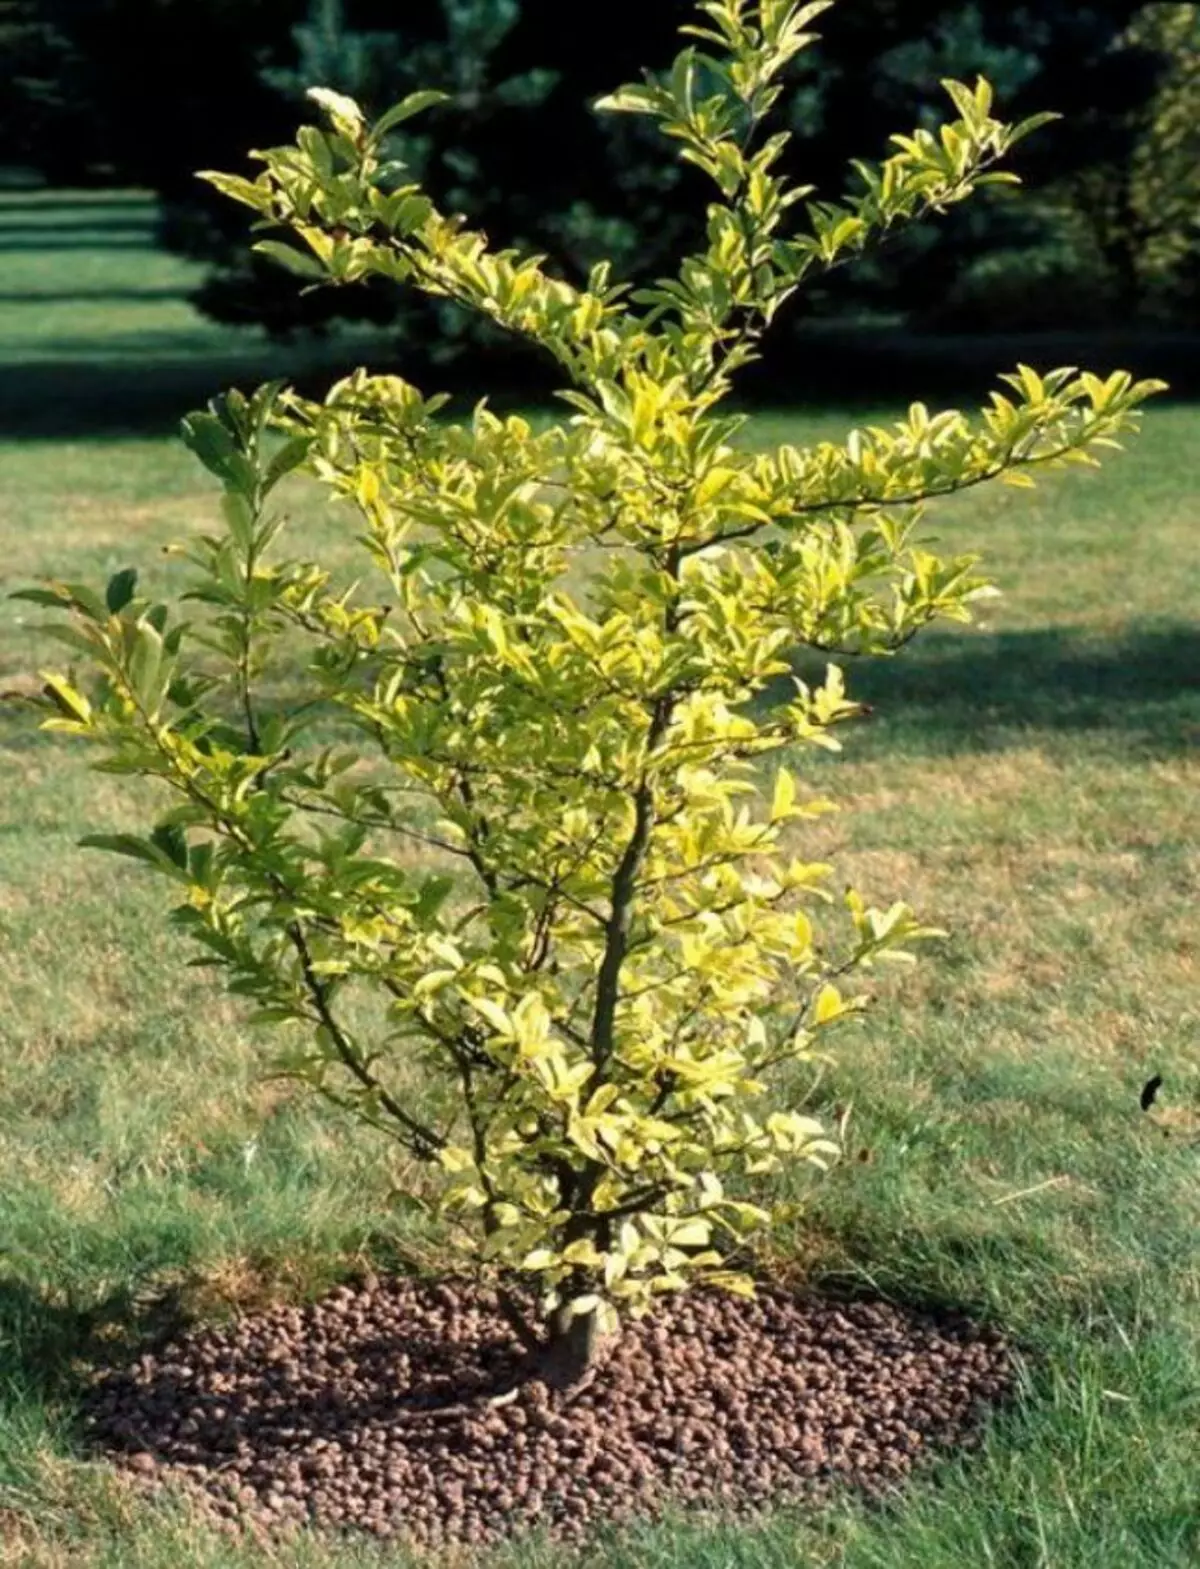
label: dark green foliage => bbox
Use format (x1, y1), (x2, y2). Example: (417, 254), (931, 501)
(1, 0), (1179, 367)
(1, 1), (306, 193)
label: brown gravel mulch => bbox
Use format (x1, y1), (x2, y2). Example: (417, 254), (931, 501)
(79, 1274), (1015, 1553)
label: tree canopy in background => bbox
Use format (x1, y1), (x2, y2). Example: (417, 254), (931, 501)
(0, 0), (304, 190)
(1055, 3), (1200, 321)
(2, 0), (1196, 382)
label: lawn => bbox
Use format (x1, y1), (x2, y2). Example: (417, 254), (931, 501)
(1, 193), (1198, 1568)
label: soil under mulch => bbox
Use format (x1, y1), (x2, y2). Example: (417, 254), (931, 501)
(79, 1274), (1016, 1552)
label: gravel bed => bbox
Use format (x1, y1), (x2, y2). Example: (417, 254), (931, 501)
(80, 1273), (1014, 1552)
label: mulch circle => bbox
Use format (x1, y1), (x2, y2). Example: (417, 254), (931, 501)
(79, 1273), (1015, 1552)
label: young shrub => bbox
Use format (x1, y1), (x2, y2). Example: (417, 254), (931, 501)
(16, 0), (1163, 1389)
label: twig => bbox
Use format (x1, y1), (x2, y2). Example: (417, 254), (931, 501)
(990, 1174), (1071, 1207)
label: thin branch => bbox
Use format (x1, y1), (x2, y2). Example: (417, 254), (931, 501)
(587, 1182), (672, 1225)
(287, 922), (446, 1159)
(677, 434), (1105, 558)
(274, 790), (475, 860)
(634, 824), (780, 893)
(744, 953), (867, 1077)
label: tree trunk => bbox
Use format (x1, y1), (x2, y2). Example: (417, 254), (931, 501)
(532, 1302), (613, 1392)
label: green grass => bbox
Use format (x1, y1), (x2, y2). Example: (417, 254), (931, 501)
(2, 194), (1199, 1568)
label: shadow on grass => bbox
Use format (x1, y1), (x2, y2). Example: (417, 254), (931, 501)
(0, 1234), (432, 1422)
(0, 352), (549, 440)
(11, 333), (247, 359)
(3, 613), (1196, 746)
(0, 1247), (1010, 1435)
(0, 235), (158, 253)
(0, 1274), (195, 1408)
(742, 324), (1200, 408)
(773, 622), (1200, 757)
(0, 194), (154, 212)
(0, 288), (187, 305)
(6, 626), (1193, 768)
(0, 355), (330, 441)
(0, 208), (156, 236)
(0, 324), (1197, 439)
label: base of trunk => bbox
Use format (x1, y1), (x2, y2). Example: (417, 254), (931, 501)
(530, 1305), (614, 1393)
(418, 1305), (616, 1420)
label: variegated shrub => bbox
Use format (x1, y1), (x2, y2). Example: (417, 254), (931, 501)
(17, 0), (1162, 1384)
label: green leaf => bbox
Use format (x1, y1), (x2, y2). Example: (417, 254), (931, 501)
(1006, 109), (1062, 151)
(251, 240), (327, 280)
(180, 412), (243, 485)
(412, 874), (455, 925)
(150, 823), (189, 870)
(222, 491), (256, 551)
(263, 435), (313, 493)
(669, 48), (697, 116)
(105, 567), (138, 614)
(468, 996), (513, 1036)
(669, 1217), (712, 1249)
(38, 624), (102, 658)
(127, 620), (164, 707)
(594, 84), (663, 117)
(10, 585), (73, 608)
(813, 983), (845, 1024)
(80, 833), (188, 879)
(59, 582), (109, 621)
(196, 170), (272, 213)
(770, 768), (796, 820)
(245, 1007), (303, 1026)
(372, 90), (452, 141)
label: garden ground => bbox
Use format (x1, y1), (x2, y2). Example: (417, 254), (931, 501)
(0, 189), (1198, 1568)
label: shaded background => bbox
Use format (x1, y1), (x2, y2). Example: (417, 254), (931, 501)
(2, 0), (1199, 421)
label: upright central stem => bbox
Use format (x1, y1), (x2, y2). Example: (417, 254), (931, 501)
(589, 542), (682, 1072)
(588, 726), (665, 1072)
(547, 530), (683, 1387)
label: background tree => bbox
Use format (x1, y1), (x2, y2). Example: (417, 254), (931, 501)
(1, 0), (1177, 359)
(191, 0), (591, 366)
(192, 0), (1160, 373)
(1, 0), (305, 192)
(808, 1), (1153, 328)
(1049, 3), (1200, 322)
(0, 0), (77, 181)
